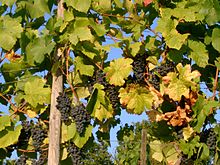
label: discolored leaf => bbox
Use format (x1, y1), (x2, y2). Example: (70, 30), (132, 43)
(61, 123), (76, 143)
(105, 58), (133, 86)
(119, 84), (154, 114)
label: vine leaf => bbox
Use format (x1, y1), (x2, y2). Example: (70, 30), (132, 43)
(65, 0), (91, 13)
(119, 84), (154, 114)
(18, 0), (50, 18)
(26, 37), (55, 65)
(105, 58), (133, 86)
(73, 125), (93, 148)
(162, 64), (201, 101)
(87, 84), (114, 121)
(61, 123), (76, 143)
(0, 16), (23, 50)
(183, 126), (194, 141)
(74, 56), (94, 76)
(0, 116), (11, 131)
(0, 125), (22, 148)
(212, 28), (220, 52)
(23, 78), (51, 107)
(188, 40), (208, 68)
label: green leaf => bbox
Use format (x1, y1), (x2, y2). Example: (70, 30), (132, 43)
(0, 116), (11, 131)
(212, 28), (220, 52)
(23, 77), (51, 107)
(0, 16), (23, 50)
(105, 58), (133, 86)
(73, 125), (93, 148)
(119, 84), (154, 114)
(61, 123), (77, 143)
(74, 56), (94, 76)
(200, 143), (209, 160)
(0, 125), (22, 148)
(19, 0), (50, 18)
(0, 0), (15, 6)
(26, 36), (55, 65)
(65, 0), (91, 13)
(165, 30), (188, 50)
(1, 61), (26, 82)
(188, 40), (208, 68)
(87, 84), (114, 121)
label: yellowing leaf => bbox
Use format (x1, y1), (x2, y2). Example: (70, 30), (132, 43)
(61, 123), (76, 143)
(26, 110), (37, 118)
(183, 126), (194, 141)
(119, 84), (154, 114)
(164, 79), (189, 101)
(152, 152), (163, 162)
(105, 58), (133, 86)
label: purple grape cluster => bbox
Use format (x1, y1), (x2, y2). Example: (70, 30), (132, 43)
(70, 104), (91, 135)
(132, 54), (148, 84)
(67, 142), (83, 165)
(31, 123), (47, 151)
(56, 93), (72, 125)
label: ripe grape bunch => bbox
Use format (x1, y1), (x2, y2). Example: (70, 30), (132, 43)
(149, 60), (174, 91)
(200, 128), (217, 151)
(67, 142), (83, 165)
(56, 93), (72, 125)
(70, 104), (91, 134)
(132, 54), (148, 84)
(31, 123), (47, 151)
(56, 93), (91, 134)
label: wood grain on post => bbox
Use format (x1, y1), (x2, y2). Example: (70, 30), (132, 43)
(140, 127), (147, 165)
(48, 0), (64, 164)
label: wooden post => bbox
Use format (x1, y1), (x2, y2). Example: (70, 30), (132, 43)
(48, 0), (64, 164)
(140, 127), (147, 165)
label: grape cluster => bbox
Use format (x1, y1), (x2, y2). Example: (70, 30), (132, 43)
(56, 93), (72, 125)
(31, 123), (47, 151)
(70, 104), (91, 135)
(132, 54), (148, 84)
(67, 142), (83, 165)
(200, 128), (217, 151)
(16, 154), (28, 165)
(148, 60), (174, 91)
(105, 84), (120, 111)
(180, 154), (194, 165)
